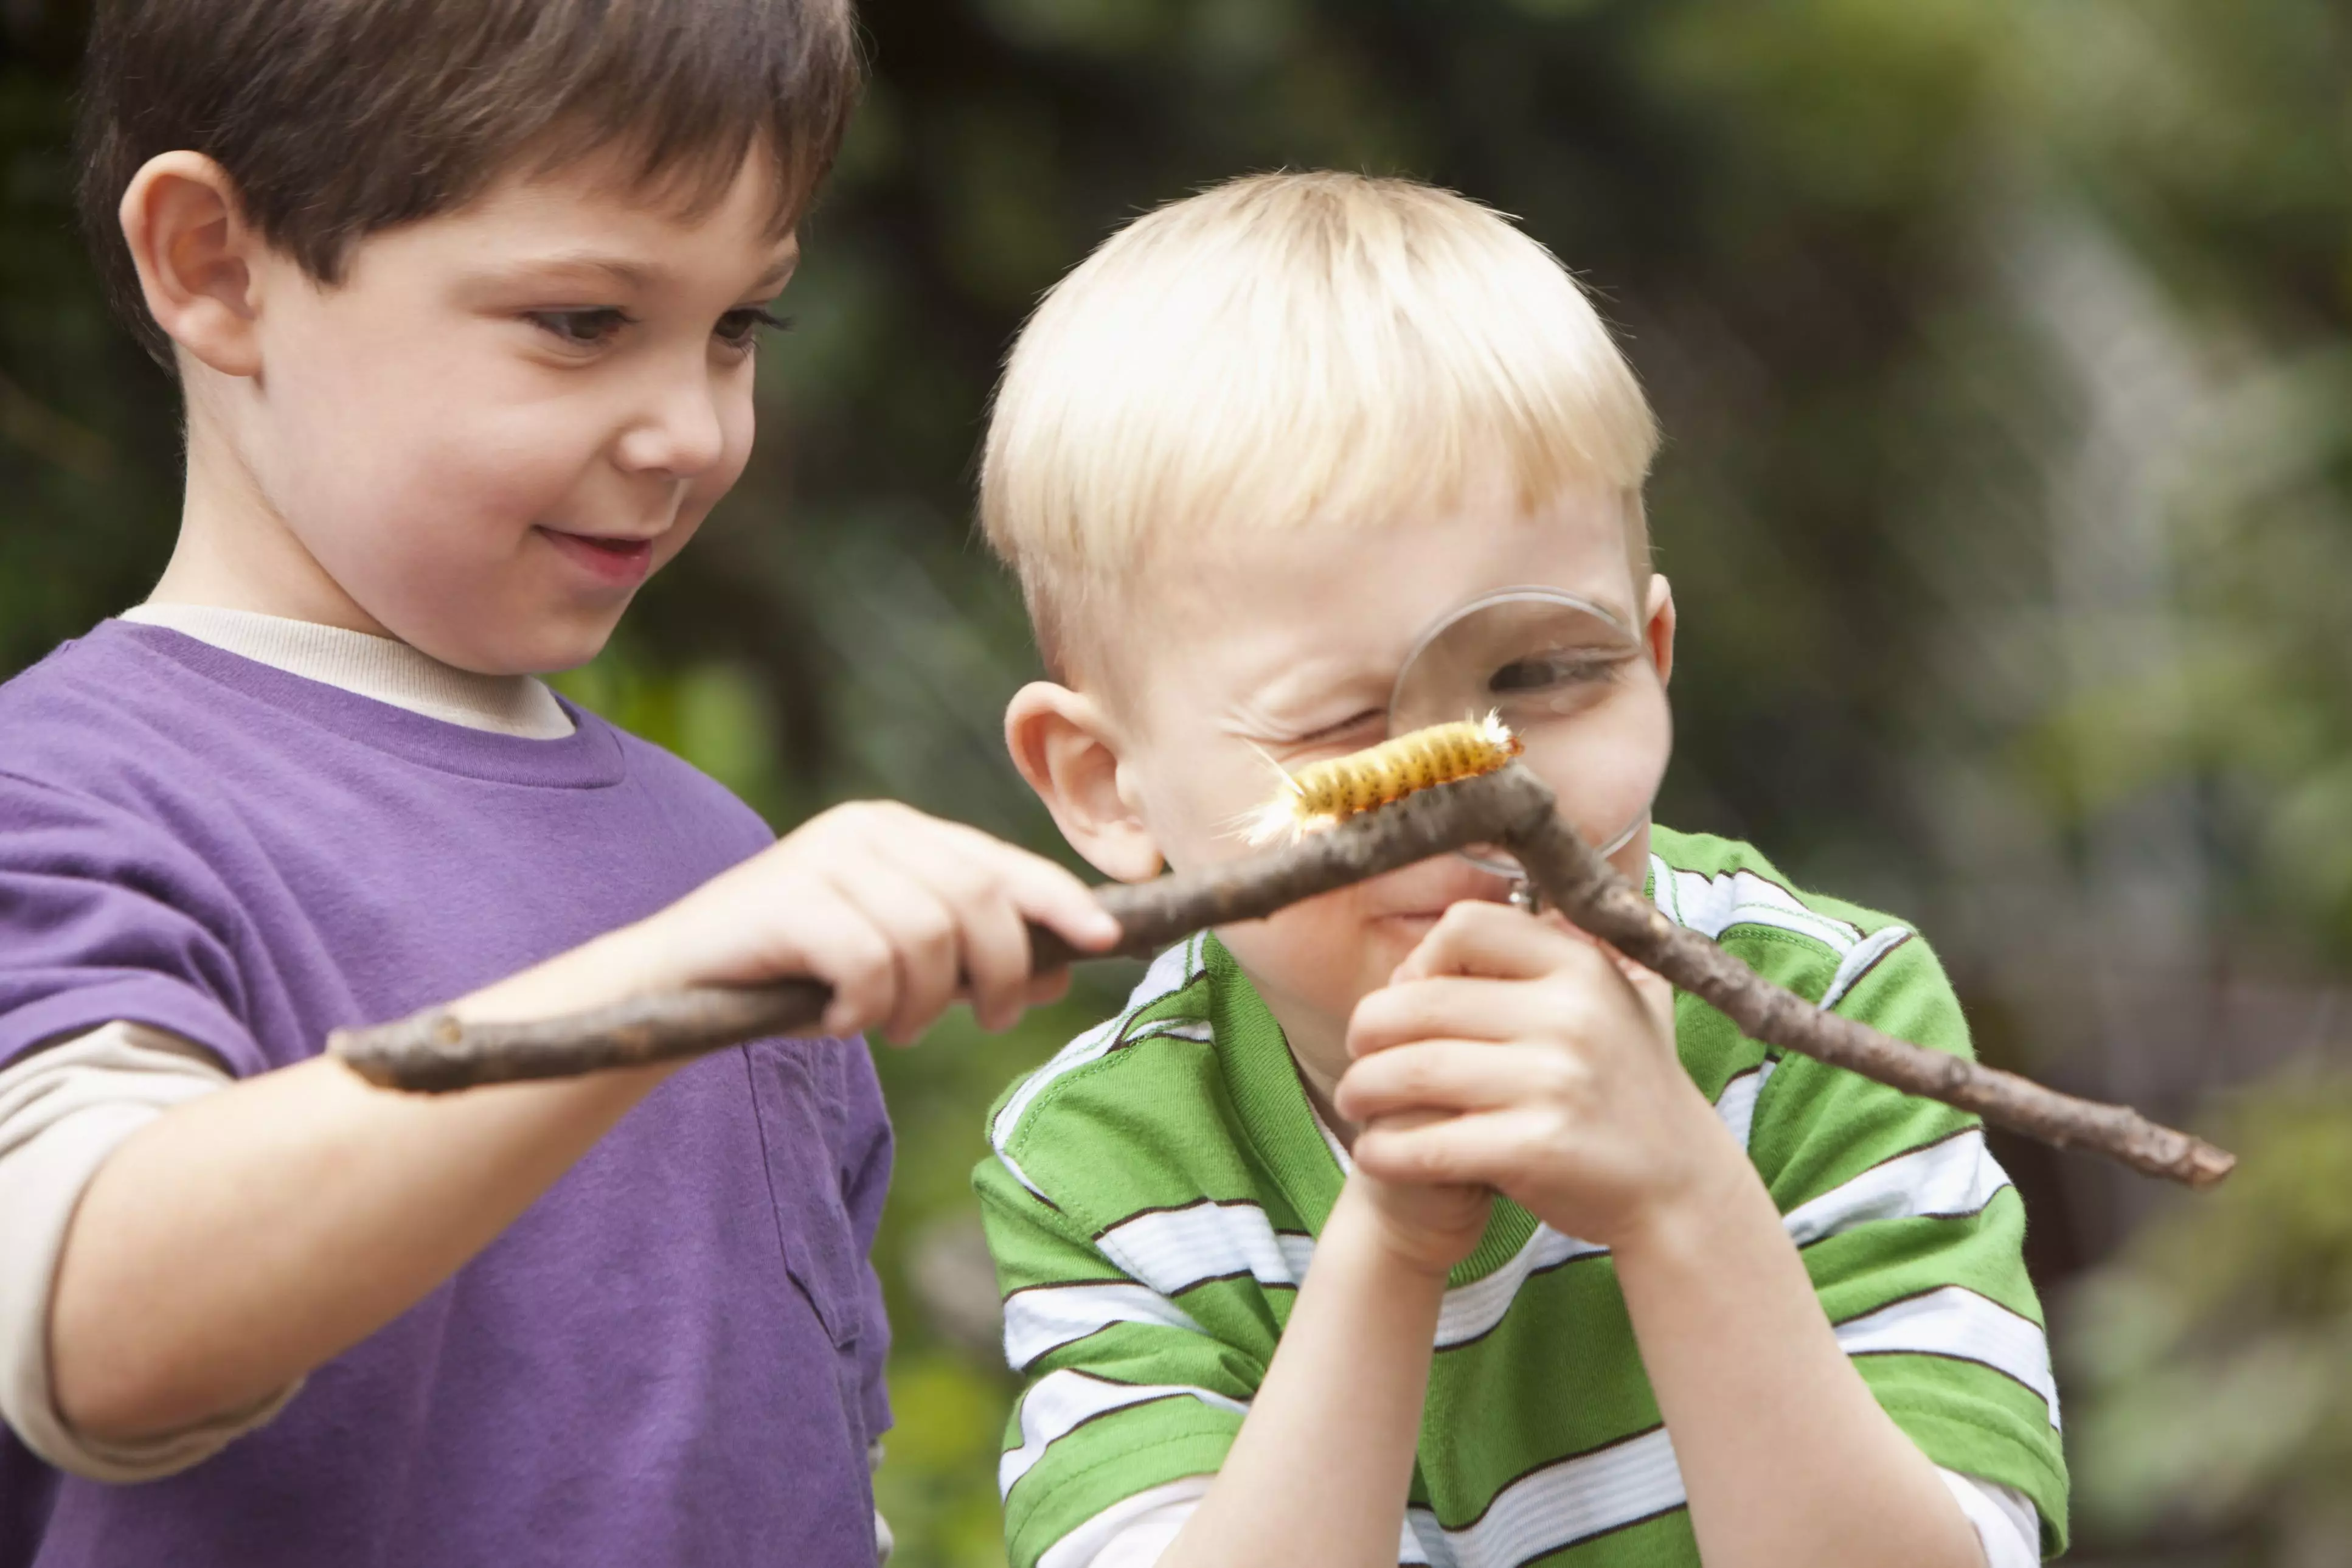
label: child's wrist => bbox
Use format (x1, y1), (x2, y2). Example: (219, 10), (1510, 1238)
(582, 920), (698, 999)
(1604, 1143), (1778, 1283)
(1328, 1177), (1468, 1285)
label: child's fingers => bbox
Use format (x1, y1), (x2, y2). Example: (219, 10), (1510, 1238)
(1334, 1040), (1555, 1123)
(1022, 967), (1074, 1008)
(784, 887), (903, 1038)
(931, 819), (1122, 953)
(1351, 1106), (1551, 1190)
(1531, 913), (1671, 1025)
(1362, 1105), (1453, 1136)
(825, 861), (962, 1044)
(869, 834), (1035, 1032)
(1348, 970), (1612, 1058)
(1389, 900), (1589, 985)
(1617, 957), (1676, 1039)
(959, 894), (1037, 1033)
(763, 803), (1111, 1037)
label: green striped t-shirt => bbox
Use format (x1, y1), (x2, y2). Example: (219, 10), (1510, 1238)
(974, 825), (2068, 1567)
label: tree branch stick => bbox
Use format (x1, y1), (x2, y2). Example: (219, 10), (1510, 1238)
(329, 765), (2234, 1187)
(329, 769), (1555, 1095)
(1494, 777), (2236, 1188)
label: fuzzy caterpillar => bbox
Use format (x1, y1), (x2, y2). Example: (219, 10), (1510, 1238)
(1243, 713), (1524, 845)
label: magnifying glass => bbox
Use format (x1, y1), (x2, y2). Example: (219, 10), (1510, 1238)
(1387, 585), (1671, 892)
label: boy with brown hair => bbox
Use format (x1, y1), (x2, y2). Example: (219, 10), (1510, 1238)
(975, 173), (2063, 1568)
(0, 4), (1118, 1563)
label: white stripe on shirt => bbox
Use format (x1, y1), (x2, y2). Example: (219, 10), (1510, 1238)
(1063, 1464), (2040, 1568)
(1649, 857), (1873, 953)
(1011, 1108), (2016, 1365)
(1783, 1129), (2013, 1249)
(1001, 1370), (1247, 1497)
(1094, 1201), (1317, 1296)
(1834, 1285), (2059, 1428)
(1005, 1282), (1208, 1372)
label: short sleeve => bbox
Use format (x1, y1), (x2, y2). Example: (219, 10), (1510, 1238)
(1745, 932), (2069, 1555)
(0, 770), (265, 1077)
(974, 1152), (1259, 1568)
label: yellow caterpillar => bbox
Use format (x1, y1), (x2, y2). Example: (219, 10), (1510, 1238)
(1243, 713), (1523, 845)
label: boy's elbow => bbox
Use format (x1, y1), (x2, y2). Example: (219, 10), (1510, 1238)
(50, 1320), (202, 1446)
(46, 1267), (276, 1452)
(44, 1317), (296, 1479)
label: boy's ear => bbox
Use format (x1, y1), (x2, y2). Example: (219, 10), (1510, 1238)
(1642, 573), (1677, 687)
(1005, 682), (1165, 884)
(119, 151), (268, 378)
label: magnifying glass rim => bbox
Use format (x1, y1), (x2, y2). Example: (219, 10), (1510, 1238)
(1389, 584), (1640, 715)
(1387, 583), (1659, 872)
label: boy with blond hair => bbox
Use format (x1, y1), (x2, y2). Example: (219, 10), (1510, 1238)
(0, 3), (1121, 1563)
(975, 173), (2064, 1568)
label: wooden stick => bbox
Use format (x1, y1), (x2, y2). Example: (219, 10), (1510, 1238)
(1493, 780), (2237, 1188)
(330, 765), (2235, 1187)
(328, 769), (1555, 1094)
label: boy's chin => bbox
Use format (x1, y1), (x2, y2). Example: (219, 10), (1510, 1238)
(392, 608), (625, 678)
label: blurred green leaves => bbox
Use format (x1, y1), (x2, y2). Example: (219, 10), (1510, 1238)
(2067, 1063), (2352, 1555)
(552, 651), (791, 819)
(976, 0), (1171, 56)
(876, 1351), (1022, 1568)
(0, 33), (181, 676)
(1643, 0), (2007, 213)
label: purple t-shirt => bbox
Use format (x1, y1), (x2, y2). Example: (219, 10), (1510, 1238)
(0, 623), (893, 1567)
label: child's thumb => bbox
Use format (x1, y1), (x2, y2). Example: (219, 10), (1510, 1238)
(1602, 943), (1676, 1038)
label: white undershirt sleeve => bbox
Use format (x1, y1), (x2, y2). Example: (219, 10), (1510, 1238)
(0, 1022), (303, 1481)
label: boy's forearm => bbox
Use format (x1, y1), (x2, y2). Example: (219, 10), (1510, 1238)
(1157, 1182), (1443, 1568)
(49, 931), (679, 1443)
(1611, 1157), (1986, 1568)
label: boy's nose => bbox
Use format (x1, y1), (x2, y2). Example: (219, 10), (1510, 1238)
(616, 369), (729, 478)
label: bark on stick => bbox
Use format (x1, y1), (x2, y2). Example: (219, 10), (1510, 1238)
(1492, 775), (2237, 1188)
(330, 765), (2233, 1187)
(328, 772), (1553, 1095)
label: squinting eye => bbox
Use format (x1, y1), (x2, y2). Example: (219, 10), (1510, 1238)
(715, 307), (793, 351)
(1287, 709), (1385, 749)
(529, 308), (629, 348)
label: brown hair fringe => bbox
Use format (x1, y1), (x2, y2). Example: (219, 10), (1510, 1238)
(75, 0), (863, 366)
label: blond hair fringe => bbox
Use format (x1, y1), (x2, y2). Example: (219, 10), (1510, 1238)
(980, 171), (1660, 677)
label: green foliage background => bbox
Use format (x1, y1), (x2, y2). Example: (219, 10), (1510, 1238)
(7, 2), (2351, 1562)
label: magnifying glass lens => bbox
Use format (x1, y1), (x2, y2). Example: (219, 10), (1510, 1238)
(1389, 588), (1670, 872)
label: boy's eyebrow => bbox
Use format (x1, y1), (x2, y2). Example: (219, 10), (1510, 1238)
(470, 248), (800, 296)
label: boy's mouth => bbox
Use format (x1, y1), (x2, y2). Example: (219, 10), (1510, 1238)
(539, 527), (657, 586)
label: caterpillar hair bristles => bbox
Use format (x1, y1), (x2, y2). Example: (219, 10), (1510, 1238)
(1240, 713), (1524, 846)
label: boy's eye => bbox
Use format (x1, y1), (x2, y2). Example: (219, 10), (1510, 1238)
(1284, 709), (1386, 750)
(528, 308), (630, 349)
(1489, 648), (1622, 695)
(715, 307), (794, 351)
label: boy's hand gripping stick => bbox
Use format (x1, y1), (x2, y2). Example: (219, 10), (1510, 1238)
(332, 757), (2237, 1189)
